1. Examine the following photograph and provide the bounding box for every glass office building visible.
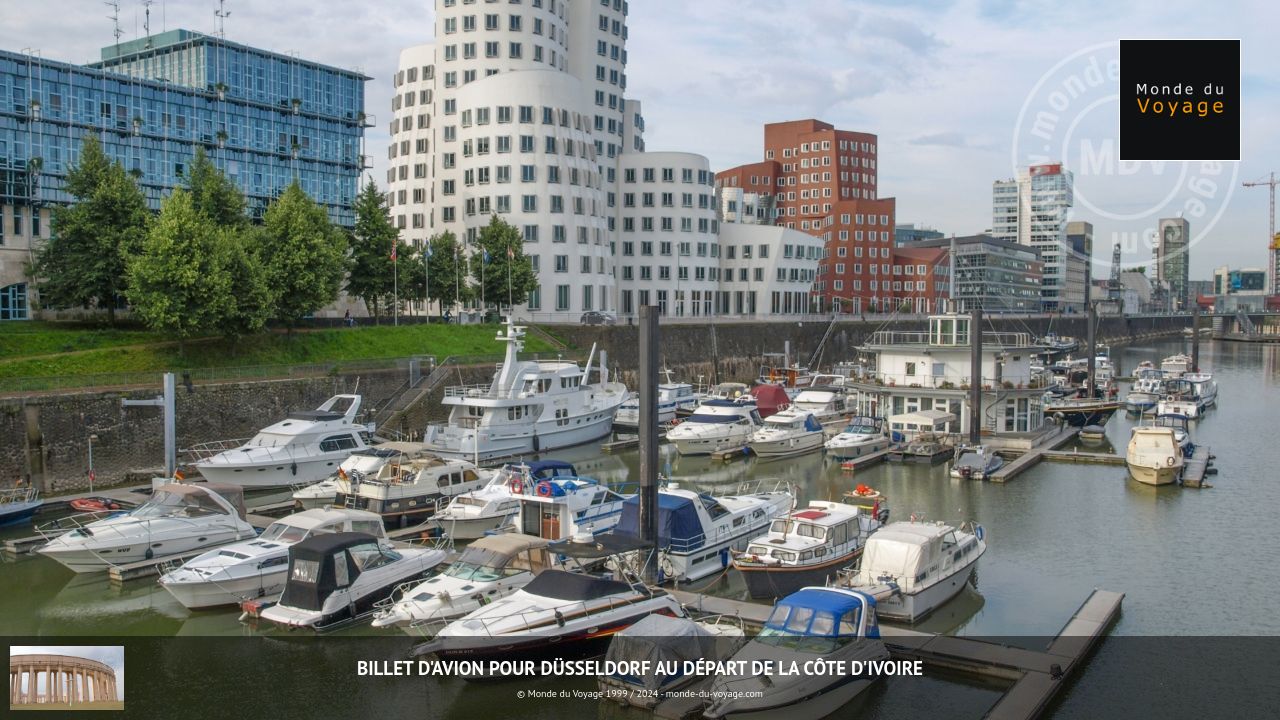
[0,31,370,319]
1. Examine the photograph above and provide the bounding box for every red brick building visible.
[716,119,897,313]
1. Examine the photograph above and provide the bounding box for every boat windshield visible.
[260,522,310,543]
[442,546,521,582]
[686,413,739,424]
[843,422,878,435]
[132,489,226,519]
[246,432,296,448]
[757,604,862,652]
[768,519,825,539]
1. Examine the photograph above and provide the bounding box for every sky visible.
[3,0,1277,280]
[10,645,124,700]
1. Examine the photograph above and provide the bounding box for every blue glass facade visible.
[0,30,369,225]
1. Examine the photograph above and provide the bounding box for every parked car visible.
[580,311,617,326]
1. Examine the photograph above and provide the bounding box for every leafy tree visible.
[260,181,347,329]
[35,135,148,324]
[467,215,539,310]
[423,231,472,317]
[184,147,248,227]
[345,181,400,321]
[214,227,274,343]
[125,190,234,349]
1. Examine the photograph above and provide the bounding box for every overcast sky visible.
[3,0,1276,280]
[11,645,124,700]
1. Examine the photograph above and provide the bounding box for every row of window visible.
[622,166,712,186]
[619,216,717,234]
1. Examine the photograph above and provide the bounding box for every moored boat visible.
[748,411,825,458]
[0,486,42,527]
[1126,426,1184,486]
[825,416,891,459]
[949,445,1004,480]
[667,399,764,456]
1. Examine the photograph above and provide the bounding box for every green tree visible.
[345,181,400,321]
[423,231,471,318]
[260,181,347,329]
[467,215,539,311]
[184,147,248,227]
[214,227,274,343]
[125,190,234,348]
[35,135,148,324]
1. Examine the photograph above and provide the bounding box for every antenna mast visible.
[105,1,123,47]
[215,0,231,39]
[142,0,154,46]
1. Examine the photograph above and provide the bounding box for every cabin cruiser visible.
[1044,395,1122,427]
[411,568,686,663]
[599,614,747,710]
[758,362,820,397]
[1038,333,1079,356]
[510,461,632,541]
[158,508,388,609]
[825,416,890,459]
[371,534,553,631]
[785,386,853,431]
[37,483,256,573]
[1154,413,1194,456]
[705,382,752,402]
[703,587,889,720]
[0,486,42,527]
[1126,427,1184,486]
[838,519,986,623]
[424,462,541,539]
[1161,354,1192,378]
[949,445,1005,480]
[749,411,825,458]
[1155,378,1210,418]
[733,499,884,599]
[192,395,373,488]
[335,455,487,528]
[614,375,700,429]
[610,482,792,583]
[668,400,764,456]
[1124,372,1166,413]
[1182,372,1218,408]
[422,318,628,463]
[291,444,436,510]
[258,531,447,631]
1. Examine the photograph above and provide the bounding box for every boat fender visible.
[291,461,298,476]
[535,481,554,497]
[1167,456,1176,466]
[144,548,154,560]
[975,525,984,541]
[719,547,730,569]
[532,434,540,454]
[554,609,565,628]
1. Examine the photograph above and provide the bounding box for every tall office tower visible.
[1156,217,1190,311]
[992,163,1083,311]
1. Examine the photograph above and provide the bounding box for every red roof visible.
[793,510,828,520]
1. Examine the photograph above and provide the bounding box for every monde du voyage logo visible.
[1120,39,1240,161]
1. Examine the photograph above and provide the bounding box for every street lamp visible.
[88,434,99,493]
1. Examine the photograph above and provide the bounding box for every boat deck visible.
[665,588,1123,720]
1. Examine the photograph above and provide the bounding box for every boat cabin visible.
[856,522,979,594]
[760,587,880,644]
[887,410,956,442]
[279,531,405,614]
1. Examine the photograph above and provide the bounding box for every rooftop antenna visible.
[105,1,123,47]
[215,0,230,39]
[142,0,154,46]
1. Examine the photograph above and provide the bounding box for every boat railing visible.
[0,487,39,505]
[34,509,241,543]
[443,383,506,399]
[182,438,251,462]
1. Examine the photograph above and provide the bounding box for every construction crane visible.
[1242,172,1278,294]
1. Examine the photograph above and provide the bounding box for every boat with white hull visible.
[1124,373,1166,413]
[749,411,825,458]
[667,400,764,456]
[422,318,628,463]
[1126,426,1184,485]
[837,519,986,623]
[784,386,853,432]
[949,445,1005,480]
[192,395,373,488]
[370,534,553,631]
[510,461,633,541]
[825,416,890,459]
[291,443,436,510]
[158,508,389,609]
[335,454,487,528]
[614,376,699,429]
[611,483,793,583]
[425,462,538,539]
[37,483,256,573]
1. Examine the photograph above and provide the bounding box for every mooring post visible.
[1191,304,1201,372]
[969,308,982,445]
[1087,303,1097,398]
[638,306,660,584]
[163,372,176,479]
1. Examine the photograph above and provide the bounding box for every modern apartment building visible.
[912,235,1043,313]
[992,163,1084,311]
[716,119,897,314]
[0,31,369,320]
[1155,217,1190,310]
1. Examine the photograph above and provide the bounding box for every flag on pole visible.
[483,250,492,264]
[507,245,514,260]
[390,246,397,261]
[425,244,433,258]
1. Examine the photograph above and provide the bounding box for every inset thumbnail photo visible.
[9,646,123,711]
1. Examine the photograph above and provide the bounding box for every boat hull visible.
[749,432,824,458]
[0,502,42,527]
[1046,403,1122,427]
[424,413,620,464]
[197,456,346,488]
[825,438,890,459]
[873,555,980,623]
[1127,463,1182,486]
[38,527,252,573]
[161,568,287,609]
[737,549,861,600]
[669,427,754,456]
[423,608,672,666]
[427,512,514,540]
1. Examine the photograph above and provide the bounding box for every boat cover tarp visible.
[751,384,790,417]
[803,414,823,433]
[613,493,704,551]
[858,532,933,591]
[526,460,577,479]
[280,531,372,611]
[765,588,875,637]
[521,569,634,601]
[604,614,746,693]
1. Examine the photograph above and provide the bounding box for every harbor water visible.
[4,336,1280,718]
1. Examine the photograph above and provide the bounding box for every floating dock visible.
[1180,445,1214,488]
[667,587,1123,720]
[988,428,1080,482]
[601,432,667,454]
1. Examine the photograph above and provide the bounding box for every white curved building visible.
[387,44,437,315]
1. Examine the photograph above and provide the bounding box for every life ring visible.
[535,481,554,497]
[1166,456,1175,467]
[1166,395,1176,401]
[508,475,524,494]
[854,484,874,496]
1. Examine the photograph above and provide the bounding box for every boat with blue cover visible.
[703,587,890,719]
[0,487,42,527]
[510,460,633,541]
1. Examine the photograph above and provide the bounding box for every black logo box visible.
[1119,39,1240,161]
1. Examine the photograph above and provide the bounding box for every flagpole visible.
[481,251,486,313]
[393,244,399,327]
[424,242,430,320]
[507,242,513,309]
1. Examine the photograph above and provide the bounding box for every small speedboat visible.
[703,587,890,719]
[949,445,1004,480]
[0,486,42,527]
[825,416,890,459]
[68,496,123,513]
[257,531,447,631]
[749,410,825,458]
[37,483,256,573]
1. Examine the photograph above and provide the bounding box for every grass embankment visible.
[0,322,559,380]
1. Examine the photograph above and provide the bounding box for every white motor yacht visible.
[336,454,488,528]
[611,482,792,583]
[425,462,529,539]
[667,399,764,456]
[411,568,685,664]
[37,483,256,573]
[422,318,628,463]
[1126,426,1184,485]
[733,499,884,599]
[1183,372,1218,408]
[749,411,825,458]
[1161,353,1192,378]
[1124,372,1166,413]
[825,416,890,459]
[192,395,372,488]
[839,519,986,623]
[786,385,854,431]
[510,461,632,541]
[257,531,447,631]
[614,374,700,429]
[158,508,388,609]
[949,445,1005,480]
[370,534,553,630]
[291,443,435,510]
[703,587,890,720]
